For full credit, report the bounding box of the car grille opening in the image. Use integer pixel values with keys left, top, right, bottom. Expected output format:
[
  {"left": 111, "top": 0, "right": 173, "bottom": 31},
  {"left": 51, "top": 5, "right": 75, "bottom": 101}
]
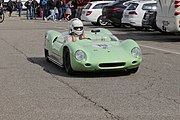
[
  {"left": 99, "top": 62, "right": 126, "bottom": 67},
  {"left": 132, "top": 61, "right": 137, "bottom": 64},
  {"left": 85, "top": 63, "right": 91, "bottom": 67}
]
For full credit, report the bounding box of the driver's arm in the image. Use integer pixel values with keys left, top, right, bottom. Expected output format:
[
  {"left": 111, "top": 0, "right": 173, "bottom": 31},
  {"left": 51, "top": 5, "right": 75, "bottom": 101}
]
[
  {"left": 66, "top": 35, "right": 73, "bottom": 42},
  {"left": 79, "top": 33, "right": 91, "bottom": 40}
]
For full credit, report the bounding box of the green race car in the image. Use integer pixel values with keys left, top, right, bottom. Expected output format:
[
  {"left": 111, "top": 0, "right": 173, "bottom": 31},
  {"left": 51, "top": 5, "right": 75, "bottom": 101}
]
[{"left": 44, "top": 28, "right": 142, "bottom": 75}]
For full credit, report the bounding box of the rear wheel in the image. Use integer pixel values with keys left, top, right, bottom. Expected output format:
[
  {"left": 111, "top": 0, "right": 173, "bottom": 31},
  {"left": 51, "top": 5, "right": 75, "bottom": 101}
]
[
  {"left": 44, "top": 49, "right": 50, "bottom": 62},
  {"left": 134, "top": 27, "right": 144, "bottom": 31},
  {"left": 112, "top": 20, "right": 121, "bottom": 28},
  {"left": 91, "top": 22, "right": 98, "bottom": 26},
  {"left": 63, "top": 48, "right": 75, "bottom": 75},
  {"left": 97, "top": 15, "right": 108, "bottom": 26}
]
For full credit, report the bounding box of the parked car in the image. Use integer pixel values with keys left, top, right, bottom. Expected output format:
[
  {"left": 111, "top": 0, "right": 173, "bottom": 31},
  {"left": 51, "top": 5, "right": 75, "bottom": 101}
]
[
  {"left": 102, "top": 0, "right": 133, "bottom": 27},
  {"left": 122, "top": 0, "right": 157, "bottom": 30},
  {"left": 142, "top": 8, "right": 158, "bottom": 31},
  {"left": 81, "top": 1, "right": 114, "bottom": 26}
]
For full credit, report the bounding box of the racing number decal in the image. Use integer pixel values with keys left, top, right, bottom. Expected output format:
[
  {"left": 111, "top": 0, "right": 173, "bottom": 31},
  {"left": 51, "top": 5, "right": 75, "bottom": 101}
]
[{"left": 92, "top": 44, "right": 111, "bottom": 49}]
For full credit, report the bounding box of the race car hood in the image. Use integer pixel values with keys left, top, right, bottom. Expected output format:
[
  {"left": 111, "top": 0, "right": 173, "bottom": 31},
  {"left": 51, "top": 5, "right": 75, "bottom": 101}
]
[{"left": 67, "top": 39, "right": 139, "bottom": 63}]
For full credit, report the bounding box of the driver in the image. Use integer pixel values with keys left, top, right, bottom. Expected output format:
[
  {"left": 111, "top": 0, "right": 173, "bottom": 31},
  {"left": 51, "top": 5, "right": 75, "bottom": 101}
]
[{"left": 66, "top": 18, "right": 86, "bottom": 42}]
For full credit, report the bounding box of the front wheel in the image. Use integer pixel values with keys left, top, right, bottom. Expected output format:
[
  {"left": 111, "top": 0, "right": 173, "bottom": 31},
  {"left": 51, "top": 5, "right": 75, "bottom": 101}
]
[
  {"left": 0, "top": 13, "right": 5, "bottom": 23},
  {"left": 91, "top": 22, "right": 98, "bottom": 26},
  {"left": 44, "top": 49, "right": 51, "bottom": 62},
  {"left": 63, "top": 48, "right": 75, "bottom": 75},
  {"left": 127, "top": 67, "right": 139, "bottom": 74},
  {"left": 134, "top": 27, "right": 144, "bottom": 31}
]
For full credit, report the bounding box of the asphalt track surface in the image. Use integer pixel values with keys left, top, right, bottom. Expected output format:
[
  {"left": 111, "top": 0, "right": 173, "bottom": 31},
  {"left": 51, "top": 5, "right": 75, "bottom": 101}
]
[{"left": 0, "top": 12, "right": 180, "bottom": 120}]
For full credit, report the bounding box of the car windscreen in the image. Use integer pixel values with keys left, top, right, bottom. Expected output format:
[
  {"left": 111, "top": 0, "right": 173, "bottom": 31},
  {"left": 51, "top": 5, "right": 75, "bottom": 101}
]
[
  {"left": 114, "top": 1, "right": 127, "bottom": 8},
  {"left": 142, "top": 3, "right": 157, "bottom": 11},
  {"left": 109, "top": 0, "right": 129, "bottom": 7},
  {"left": 108, "top": 1, "right": 118, "bottom": 6},
  {"left": 92, "top": 3, "right": 112, "bottom": 9},
  {"left": 84, "top": 3, "right": 92, "bottom": 9},
  {"left": 126, "top": 3, "right": 139, "bottom": 10}
]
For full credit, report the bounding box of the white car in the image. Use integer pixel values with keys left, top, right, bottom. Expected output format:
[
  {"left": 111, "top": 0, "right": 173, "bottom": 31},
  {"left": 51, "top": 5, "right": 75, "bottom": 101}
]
[
  {"left": 81, "top": 1, "right": 114, "bottom": 26},
  {"left": 122, "top": 0, "right": 157, "bottom": 30}
]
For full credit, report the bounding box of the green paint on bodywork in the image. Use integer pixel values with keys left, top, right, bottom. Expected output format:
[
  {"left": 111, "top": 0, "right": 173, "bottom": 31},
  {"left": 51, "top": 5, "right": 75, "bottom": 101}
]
[{"left": 45, "top": 28, "right": 142, "bottom": 72}]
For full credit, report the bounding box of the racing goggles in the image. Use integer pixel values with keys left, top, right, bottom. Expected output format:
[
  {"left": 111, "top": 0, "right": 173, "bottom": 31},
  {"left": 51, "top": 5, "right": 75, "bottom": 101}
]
[{"left": 74, "top": 27, "right": 83, "bottom": 31}]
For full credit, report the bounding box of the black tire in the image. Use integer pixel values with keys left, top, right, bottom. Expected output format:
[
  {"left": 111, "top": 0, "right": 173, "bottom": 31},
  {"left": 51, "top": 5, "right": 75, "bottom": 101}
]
[
  {"left": 44, "top": 49, "right": 50, "bottom": 62},
  {"left": 157, "top": 27, "right": 168, "bottom": 34},
  {"left": 127, "top": 67, "right": 139, "bottom": 74},
  {"left": 97, "top": 15, "right": 108, "bottom": 26},
  {"left": 63, "top": 48, "right": 75, "bottom": 75},
  {"left": 134, "top": 27, "right": 144, "bottom": 31},
  {"left": 0, "top": 13, "right": 4, "bottom": 23},
  {"left": 112, "top": 20, "right": 121, "bottom": 28},
  {"left": 121, "top": 24, "right": 131, "bottom": 28},
  {"left": 112, "top": 23, "right": 120, "bottom": 27},
  {"left": 91, "top": 22, "right": 98, "bottom": 26}
]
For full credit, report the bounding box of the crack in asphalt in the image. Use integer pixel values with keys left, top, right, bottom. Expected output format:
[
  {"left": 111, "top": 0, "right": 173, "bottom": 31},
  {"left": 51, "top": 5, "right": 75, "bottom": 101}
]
[
  {"left": 134, "top": 65, "right": 180, "bottom": 107},
  {"left": 0, "top": 38, "right": 126, "bottom": 120},
  {"left": 0, "top": 38, "right": 28, "bottom": 58},
  {"left": 50, "top": 74, "right": 126, "bottom": 120},
  {"left": 163, "top": 96, "right": 180, "bottom": 105},
  {"left": 2, "top": 37, "right": 180, "bottom": 119}
]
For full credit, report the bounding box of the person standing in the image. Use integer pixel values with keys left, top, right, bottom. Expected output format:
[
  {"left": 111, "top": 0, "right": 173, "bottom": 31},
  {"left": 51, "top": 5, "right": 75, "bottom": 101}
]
[
  {"left": 65, "top": 0, "right": 71, "bottom": 21},
  {"left": 76, "top": 0, "right": 89, "bottom": 19},
  {"left": 56, "top": 0, "right": 64, "bottom": 21},
  {"left": 44, "top": 0, "right": 56, "bottom": 21},
  {"left": 25, "top": 0, "right": 32, "bottom": 19},
  {"left": 31, "top": 0, "right": 38, "bottom": 19},
  {"left": 16, "top": 0, "right": 23, "bottom": 17},
  {"left": 40, "top": 0, "right": 47, "bottom": 20},
  {"left": 7, "top": 0, "right": 13, "bottom": 17},
  {"left": 71, "top": 0, "right": 77, "bottom": 18}
]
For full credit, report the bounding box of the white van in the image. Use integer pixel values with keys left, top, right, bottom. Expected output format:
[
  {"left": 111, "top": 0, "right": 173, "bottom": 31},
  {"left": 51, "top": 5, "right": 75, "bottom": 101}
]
[{"left": 156, "top": 0, "right": 180, "bottom": 33}]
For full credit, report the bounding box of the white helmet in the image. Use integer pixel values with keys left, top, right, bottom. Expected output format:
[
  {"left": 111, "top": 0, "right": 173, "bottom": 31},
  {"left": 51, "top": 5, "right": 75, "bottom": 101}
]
[{"left": 69, "top": 18, "right": 84, "bottom": 36}]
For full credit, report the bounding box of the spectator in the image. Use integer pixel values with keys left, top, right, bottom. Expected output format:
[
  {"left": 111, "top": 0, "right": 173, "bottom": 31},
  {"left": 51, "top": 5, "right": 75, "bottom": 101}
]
[
  {"left": 40, "top": 0, "right": 47, "bottom": 20},
  {"left": 16, "top": 0, "right": 23, "bottom": 17},
  {"left": 44, "top": 0, "right": 56, "bottom": 21},
  {"left": 25, "top": 0, "right": 32, "bottom": 19},
  {"left": 56, "top": 0, "right": 64, "bottom": 21},
  {"left": 62, "top": 0, "right": 66, "bottom": 19},
  {"left": 31, "top": 0, "right": 38, "bottom": 19},
  {"left": 7, "top": 0, "right": 14, "bottom": 17},
  {"left": 71, "top": 0, "right": 77, "bottom": 18},
  {"left": 76, "top": 0, "right": 90, "bottom": 19},
  {"left": 54, "top": 6, "right": 58, "bottom": 19},
  {"left": 65, "top": 0, "right": 71, "bottom": 21}
]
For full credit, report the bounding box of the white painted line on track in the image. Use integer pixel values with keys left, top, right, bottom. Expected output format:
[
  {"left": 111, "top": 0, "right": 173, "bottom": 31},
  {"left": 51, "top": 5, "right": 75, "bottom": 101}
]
[{"left": 140, "top": 44, "right": 180, "bottom": 55}]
